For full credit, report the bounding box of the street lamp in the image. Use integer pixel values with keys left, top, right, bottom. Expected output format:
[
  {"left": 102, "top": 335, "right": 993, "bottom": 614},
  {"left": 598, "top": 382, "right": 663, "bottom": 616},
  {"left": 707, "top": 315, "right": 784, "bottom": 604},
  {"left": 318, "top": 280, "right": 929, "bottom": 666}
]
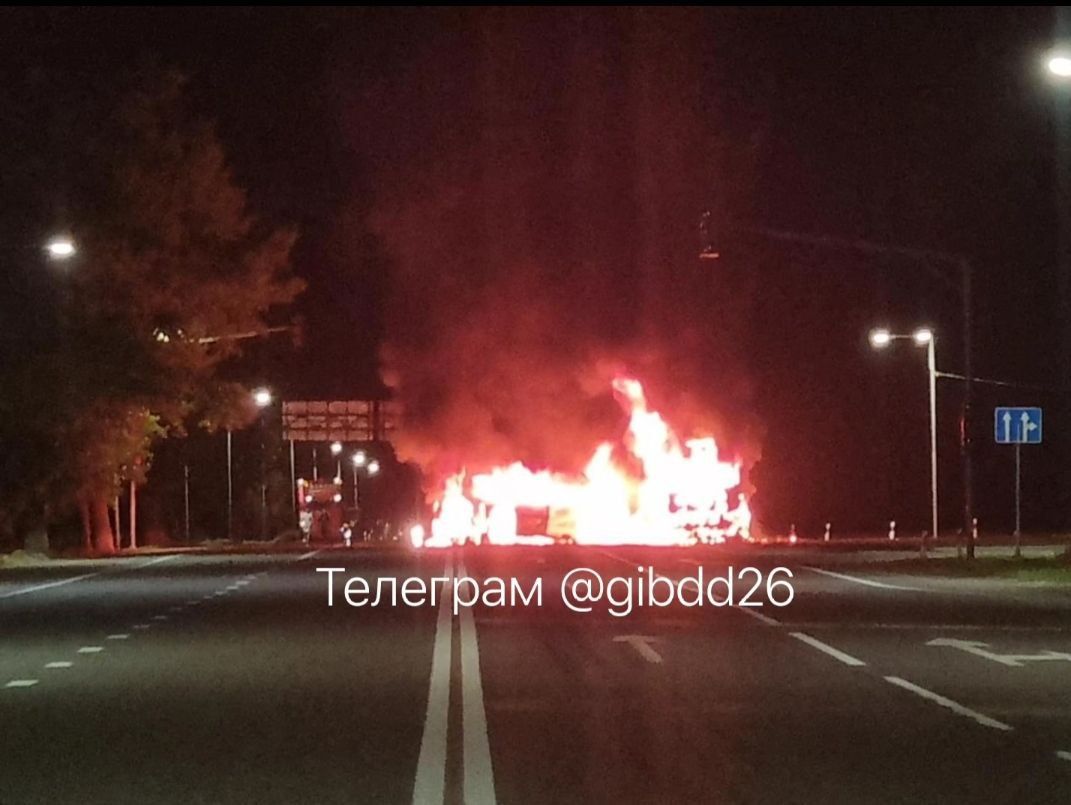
[
  {"left": 227, "top": 387, "right": 273, "bottom": 541},
  {"left": 705, "top": 216, "right": 976, "bottom": 556},
  {"left": 331, "top": 441, "right": 343, "bottom": 480},
  {"left": 349, "top": 452, "right": 378, "bottom": 533},
  {"left": 1046, "top": 51, "right": 1071, "bottom": 78},
  {"left": 869, "top": 327, "right": 939, "bottom": 544},
  {"left": 44, "top": 235, "right": 76, "bottom": 260}
]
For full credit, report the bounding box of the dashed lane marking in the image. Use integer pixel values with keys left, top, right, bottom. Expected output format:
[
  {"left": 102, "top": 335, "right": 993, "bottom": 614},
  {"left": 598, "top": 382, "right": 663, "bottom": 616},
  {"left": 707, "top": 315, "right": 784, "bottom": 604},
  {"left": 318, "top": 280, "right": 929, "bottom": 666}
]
[
  {"left": 884, "top": 676, "right": 1013, "bottom": 731},
  {"left": 789, "top": 632, "right": 866, "bottom": 667}
]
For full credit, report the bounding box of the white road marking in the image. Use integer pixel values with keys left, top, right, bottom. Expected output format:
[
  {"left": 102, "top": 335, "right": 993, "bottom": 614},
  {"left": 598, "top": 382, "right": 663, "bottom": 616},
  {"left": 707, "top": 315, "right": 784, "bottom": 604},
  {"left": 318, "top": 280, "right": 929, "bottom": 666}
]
[
  {"left": 736, "top": 606, "right": 781, "bottom": 626},
  {"left": 1057, "top": 750, "right": 1071, "bottom": 762},
  {"left": 884, "top": 676, "right": 1013, "bottom": 731},
  {"left": 298, "top": 550, "right": 320, "bottom": 561},
  {"left": 412, "top": 560, "right": 453, "bottom": 805},
  {"left": 791, "top": 622, "right": 1071, "bottom": 632},
  {"left": 789, "top": 632, "right": 867, "bottom": 667},
  {"left": 5, "top": 679, "right": 38, "bottom": 688},
  {"left": 137, "top": 555, "right": 177, "bottom": 567},
  {"left": 0, "top": 572, "right": 99, "bottom": 599},
  {"left": 45, "top": 661, "right": 73, "bottom": 669},
  {"left": 153, "top": 614, "right": 169, "bottom": 620},
  {"left": 106, "top": 634, "right": 130, "bottom": 640},
  {"left": 927, "top": 637, "right": 1071, "bottom": 667},
  {"left": 613, "top": 634, "right": 664, "bottom": 663},
  {"left": 459, "top": 561, "right": 497, "bottom": 805},
  {"left": 226, "top": 585, "right": 240, "bottom": 591},
  {"left": 0, "top": 555, "right": 177, "bottom": 602},
  {"left": 187, "top": 600, "right": 201, "bottom": 606},
  {"left": 804, "top": 566, "right": 920, "bottom": 592},
  {"left": 133, "top": 624, "right": 151, "bottom": 630},
  {"left": 169, "top": 605, "right": 184, "bottom": 612},
  {"left": 77, "top": 646, "right": 104, "bottom": 654}
]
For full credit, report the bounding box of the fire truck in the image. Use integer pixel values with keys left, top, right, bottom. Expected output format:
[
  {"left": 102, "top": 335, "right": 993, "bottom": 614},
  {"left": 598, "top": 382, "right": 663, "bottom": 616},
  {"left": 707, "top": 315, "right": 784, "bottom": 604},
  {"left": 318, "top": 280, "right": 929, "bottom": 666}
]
[{"left": 296, "top": 478, "right": 346, "bottom": 543}]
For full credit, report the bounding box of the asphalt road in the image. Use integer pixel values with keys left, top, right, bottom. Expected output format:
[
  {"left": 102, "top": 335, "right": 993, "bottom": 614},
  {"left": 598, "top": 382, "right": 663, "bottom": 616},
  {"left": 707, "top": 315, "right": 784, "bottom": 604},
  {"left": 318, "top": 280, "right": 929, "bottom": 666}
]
[{"left": 2, "top": 545, "right": 1070, "bottom": 804}]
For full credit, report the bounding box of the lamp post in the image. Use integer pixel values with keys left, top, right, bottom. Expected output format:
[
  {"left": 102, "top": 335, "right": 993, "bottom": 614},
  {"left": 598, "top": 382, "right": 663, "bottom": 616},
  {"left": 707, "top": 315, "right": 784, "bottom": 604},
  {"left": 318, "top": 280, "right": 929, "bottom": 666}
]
[
  {"left": 331, "top": 441, "right": 343, "bottom": 481},
  {"left": 253, "top": 387, "right": 273, "bottom": 541},
  {"left": 351, "top": 450, "right": 367, "bottom": 510},
  {"left": 870, "top": 327, "right": 939, "bottom": 543},
  {"left": 1045, "top": 43, "right": 1071, "bottom": 537},
  {"left": 703, "top": 216, "right": 975, "bottom": 556}
]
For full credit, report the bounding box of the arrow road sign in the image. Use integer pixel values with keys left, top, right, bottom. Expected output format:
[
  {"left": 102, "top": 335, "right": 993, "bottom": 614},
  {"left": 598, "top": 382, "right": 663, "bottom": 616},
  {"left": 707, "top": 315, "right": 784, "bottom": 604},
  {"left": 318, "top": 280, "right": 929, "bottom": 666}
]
[{"left": 994, "top": 407, "right": 1042, "bottom": 444}]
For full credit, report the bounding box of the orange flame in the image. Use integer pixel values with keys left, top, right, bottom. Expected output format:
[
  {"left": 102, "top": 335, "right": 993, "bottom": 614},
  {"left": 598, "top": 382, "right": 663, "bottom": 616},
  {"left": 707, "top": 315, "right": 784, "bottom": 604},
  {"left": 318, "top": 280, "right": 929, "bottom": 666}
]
[{"left": 425, "top": 377, "right": 750, "bottom": 547}]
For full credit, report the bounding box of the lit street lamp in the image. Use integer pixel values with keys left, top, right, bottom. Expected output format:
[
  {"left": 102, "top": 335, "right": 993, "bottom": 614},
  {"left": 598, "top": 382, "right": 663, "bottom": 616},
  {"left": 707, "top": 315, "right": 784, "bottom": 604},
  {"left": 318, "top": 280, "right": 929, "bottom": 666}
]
[
  {"left": 1046, "top": 50, "right": 1071, "bottom": 78},
  {"left": 331, "top": 441, "right": 343, "bottom": 479},
  {"left": 350, "top": 451, "right": 378, "bottom": 528},
  {"left": 226, "top": 387, "right": 274, "bottom": 541},
  {"left": 44, "top": 235, "right": 76, "bottom": 260},
  {"left": 870, "top": 327, "right": 939, "bottom": 544},
  {"left": 253, "top": 388, "right": 273, "bottom": 540}
]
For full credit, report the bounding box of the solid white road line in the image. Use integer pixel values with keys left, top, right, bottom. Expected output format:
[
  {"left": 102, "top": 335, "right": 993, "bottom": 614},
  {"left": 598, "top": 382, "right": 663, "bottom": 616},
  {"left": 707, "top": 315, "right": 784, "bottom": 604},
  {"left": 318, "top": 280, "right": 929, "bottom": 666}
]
[
  {"left": 0, "top": 555, "right": 177, "bottom": 602},
  {"left": 884, "top": 676, "right": 1013, "bottom": 731},
  {"left": 136, "top": 555, "right": 177, "bottom": 568},
  {"left": 789, "top": 632, "right": 867, "bottom": 667},
  {"left": 45, "top": 661, "right": 73, "bottom": 669},
  {"left": 106, "top": 634, "right": 129, "bottom": 640},
  {"left": 736, "top": 606, "right": 781, "bottom": 626},
  {"left": 612, "top": 634, "right": 664, "bottom": 663},
  {"left": 153, "top": 614, "right": 169, "bottom": 620},
  {"left": 0, "top": 572, "right": 100, "bottom": 599},
  {"left": 5, "top": 679, "right": 38, "bottom": 688},
  {"left": 298, "top": 550, "right": 320, "bottom": 561},
  {"left": 458, "top": 563, "right": 497, "bottom": 805},
  {"left": 1057, "top": 750, "right": 1071, "bottom": 762},
  {"left": 412, "top": 560, "right": 453, "bottom": 805},
  {"left": 77, "top": 646, "right": 103, "bottom": 654},
  {"left": 133, "top": 624, "right": 151, "bottom": 630},
  {"left": 804, "top": 566, "right": 920, "bottom": 592}
]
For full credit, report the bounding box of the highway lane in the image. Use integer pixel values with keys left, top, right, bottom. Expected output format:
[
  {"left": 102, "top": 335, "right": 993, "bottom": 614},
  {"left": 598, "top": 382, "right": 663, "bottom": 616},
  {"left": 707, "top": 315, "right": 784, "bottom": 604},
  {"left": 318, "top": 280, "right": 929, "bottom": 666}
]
[{"left": 1, "top": 545, "right": 1070, "bottom": 803}]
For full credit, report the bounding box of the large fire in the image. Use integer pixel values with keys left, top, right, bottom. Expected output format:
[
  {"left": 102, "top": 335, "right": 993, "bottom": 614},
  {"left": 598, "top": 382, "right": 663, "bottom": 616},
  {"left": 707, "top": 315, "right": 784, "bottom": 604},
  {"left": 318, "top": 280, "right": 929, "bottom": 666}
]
[{"left": 421, "top": 377, "right": 751, "bottom": 547}]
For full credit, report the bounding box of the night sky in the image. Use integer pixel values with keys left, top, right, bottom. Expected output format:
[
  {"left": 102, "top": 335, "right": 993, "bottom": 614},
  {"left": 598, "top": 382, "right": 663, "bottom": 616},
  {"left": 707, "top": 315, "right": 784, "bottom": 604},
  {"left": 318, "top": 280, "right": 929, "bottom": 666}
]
[{"left": 3, "top": 7, "right": 1065, "bottom": 534}]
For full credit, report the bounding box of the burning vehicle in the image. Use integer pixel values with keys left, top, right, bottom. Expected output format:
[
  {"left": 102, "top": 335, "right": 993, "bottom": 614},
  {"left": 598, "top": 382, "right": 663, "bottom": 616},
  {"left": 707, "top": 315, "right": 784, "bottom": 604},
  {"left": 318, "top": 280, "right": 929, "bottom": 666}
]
[{"left": 424, "top": 377, "right": 751, "bottom": 547}]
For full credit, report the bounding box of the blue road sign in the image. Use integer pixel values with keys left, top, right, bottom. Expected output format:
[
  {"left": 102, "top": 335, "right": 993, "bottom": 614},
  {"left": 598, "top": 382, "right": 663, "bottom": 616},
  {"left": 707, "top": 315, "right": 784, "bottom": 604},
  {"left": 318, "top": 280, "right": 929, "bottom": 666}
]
[{"left": 994, "top": 407, "right": 1042, "bottom": 444}]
